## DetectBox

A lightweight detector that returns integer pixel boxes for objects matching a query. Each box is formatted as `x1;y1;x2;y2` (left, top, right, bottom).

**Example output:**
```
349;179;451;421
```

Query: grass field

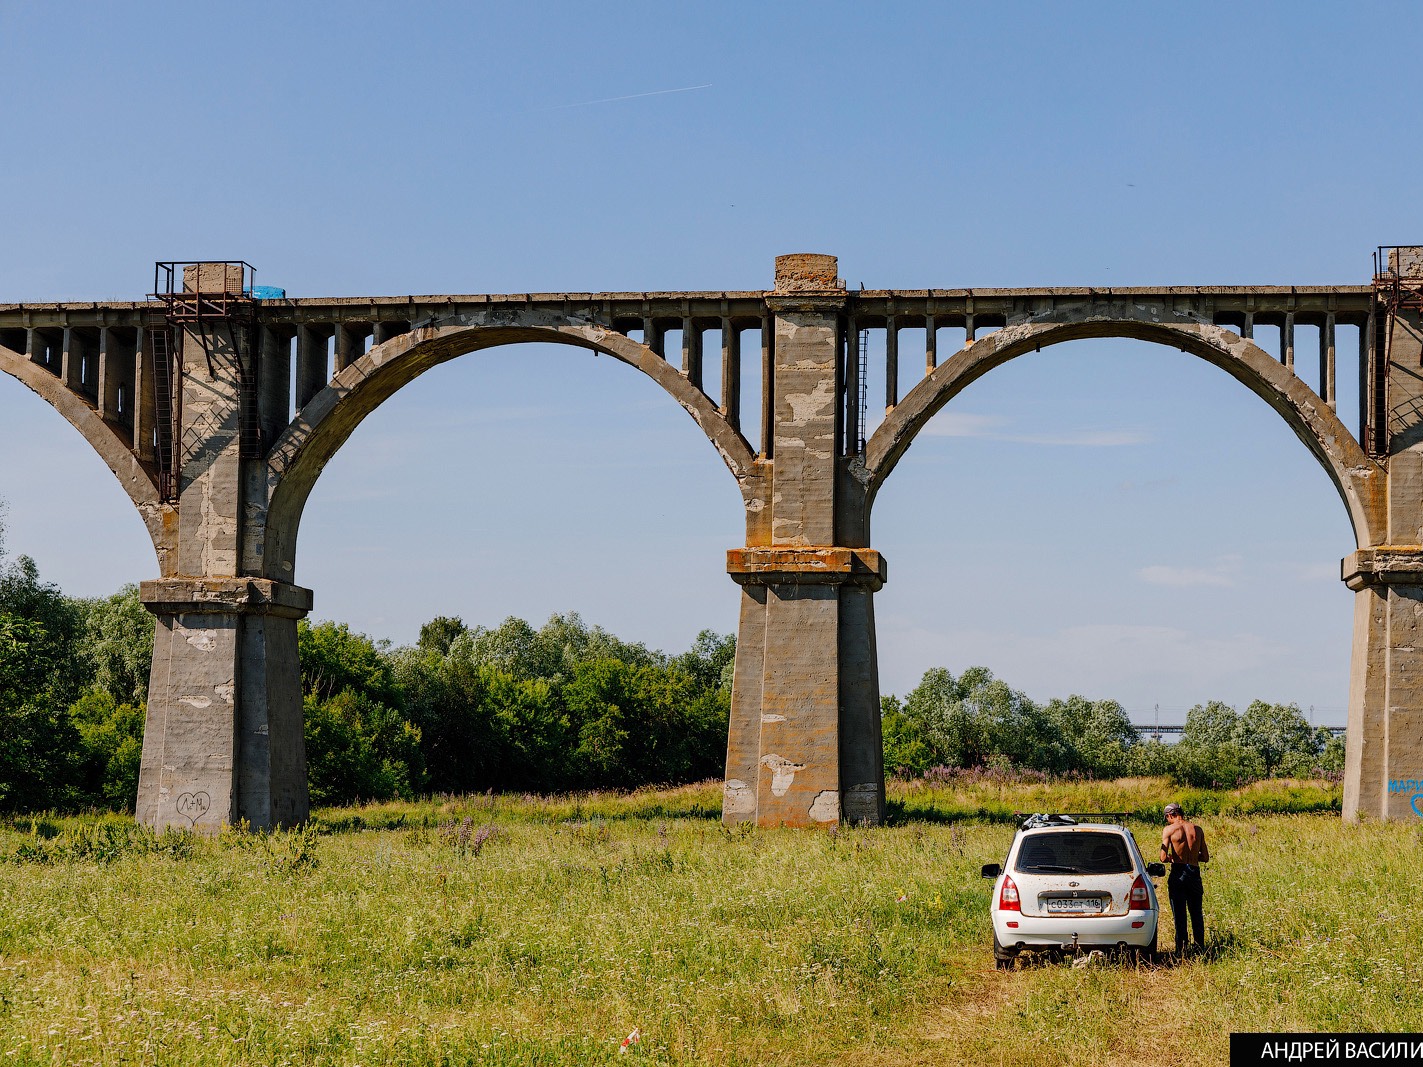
0;777;1418;1066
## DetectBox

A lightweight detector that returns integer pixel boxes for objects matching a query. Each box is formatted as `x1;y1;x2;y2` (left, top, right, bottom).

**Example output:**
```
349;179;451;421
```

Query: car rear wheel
1133;931;1158;963
993;934;1017;969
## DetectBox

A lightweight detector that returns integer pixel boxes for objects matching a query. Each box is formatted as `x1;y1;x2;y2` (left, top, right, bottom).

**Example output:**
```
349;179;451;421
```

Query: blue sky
3;0;1418;723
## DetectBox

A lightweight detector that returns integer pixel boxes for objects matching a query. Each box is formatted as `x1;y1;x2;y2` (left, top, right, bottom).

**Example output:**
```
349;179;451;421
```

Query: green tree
74;584;153;707
899;666;1068;772
881;694;935;776
392;643;532;793
1042;695;1138;778
417;615;467;656
0;532;86;811
1236;700;1319;777
462;613;661;682
1174;701;1263;786
70;689;144;809
670;630;736;694
562;658;725;788
299;620;404;707
303;689;423;806
1315;732;1346;777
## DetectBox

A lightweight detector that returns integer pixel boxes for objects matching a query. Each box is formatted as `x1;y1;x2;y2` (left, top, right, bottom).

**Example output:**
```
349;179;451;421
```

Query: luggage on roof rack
1014;812;1130;830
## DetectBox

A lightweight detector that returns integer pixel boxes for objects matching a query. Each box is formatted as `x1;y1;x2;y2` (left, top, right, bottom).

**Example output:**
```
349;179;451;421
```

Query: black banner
1232;1034;1423;1066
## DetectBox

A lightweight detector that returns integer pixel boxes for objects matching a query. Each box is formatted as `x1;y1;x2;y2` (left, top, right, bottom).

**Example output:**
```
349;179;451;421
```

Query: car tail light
1129;874;1150;910
999;875;1021;912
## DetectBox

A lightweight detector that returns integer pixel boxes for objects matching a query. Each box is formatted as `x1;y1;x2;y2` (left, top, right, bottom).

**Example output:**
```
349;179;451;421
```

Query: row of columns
641;316;772;451
7;325;154;455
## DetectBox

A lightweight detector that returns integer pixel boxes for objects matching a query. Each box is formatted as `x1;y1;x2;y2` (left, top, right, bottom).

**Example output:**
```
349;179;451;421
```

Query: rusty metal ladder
856;329;870;453
147;323;181;502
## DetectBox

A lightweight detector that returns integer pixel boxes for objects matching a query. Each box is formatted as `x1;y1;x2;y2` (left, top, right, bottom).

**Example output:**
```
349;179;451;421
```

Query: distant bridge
1130;724;1348;740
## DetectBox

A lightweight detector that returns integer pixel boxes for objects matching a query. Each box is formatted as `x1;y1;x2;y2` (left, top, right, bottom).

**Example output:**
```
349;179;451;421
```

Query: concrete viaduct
1;252;1420;829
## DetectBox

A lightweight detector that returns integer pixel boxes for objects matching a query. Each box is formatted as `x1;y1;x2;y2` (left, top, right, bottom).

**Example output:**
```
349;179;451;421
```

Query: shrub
303;690;423;806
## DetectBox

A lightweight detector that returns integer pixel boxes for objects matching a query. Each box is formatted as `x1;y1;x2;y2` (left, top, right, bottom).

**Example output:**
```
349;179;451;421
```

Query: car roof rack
1013;812;1131;830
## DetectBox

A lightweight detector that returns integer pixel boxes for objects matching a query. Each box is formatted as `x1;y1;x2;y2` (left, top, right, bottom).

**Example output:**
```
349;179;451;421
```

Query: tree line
0;511;734;810
882;666;1346;787
0;510;1346;812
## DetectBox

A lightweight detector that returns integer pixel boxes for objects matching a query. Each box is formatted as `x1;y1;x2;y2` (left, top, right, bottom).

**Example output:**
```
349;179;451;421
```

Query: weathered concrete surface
718;261;892;826
177;323;243;577
5;254;1422;826
721;585;767;823
133;291;315;833
136;578;312;831
726;547;888;826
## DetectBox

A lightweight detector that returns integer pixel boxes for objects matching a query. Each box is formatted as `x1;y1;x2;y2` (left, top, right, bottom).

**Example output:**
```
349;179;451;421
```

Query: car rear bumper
993;911;1157;951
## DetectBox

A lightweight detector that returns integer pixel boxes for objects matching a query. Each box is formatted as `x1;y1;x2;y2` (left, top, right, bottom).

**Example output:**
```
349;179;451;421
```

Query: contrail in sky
542;84;712;110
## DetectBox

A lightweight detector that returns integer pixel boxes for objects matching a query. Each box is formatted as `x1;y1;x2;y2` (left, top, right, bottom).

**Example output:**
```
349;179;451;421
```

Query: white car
980;813;1165;967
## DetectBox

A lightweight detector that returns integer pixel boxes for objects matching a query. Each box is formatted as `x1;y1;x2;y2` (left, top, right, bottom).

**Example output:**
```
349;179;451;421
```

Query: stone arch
0;343;175;571
260;314;761;581
861;306;1385;550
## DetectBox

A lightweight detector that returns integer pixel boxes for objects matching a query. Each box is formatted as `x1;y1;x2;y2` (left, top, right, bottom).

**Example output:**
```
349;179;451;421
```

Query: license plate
1045;898;1103;914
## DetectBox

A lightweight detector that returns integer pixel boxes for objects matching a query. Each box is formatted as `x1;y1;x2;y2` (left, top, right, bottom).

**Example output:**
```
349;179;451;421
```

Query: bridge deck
0;284;1376;321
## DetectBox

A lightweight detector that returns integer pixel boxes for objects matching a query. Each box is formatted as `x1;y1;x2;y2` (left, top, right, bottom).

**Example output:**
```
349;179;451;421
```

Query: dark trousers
1167;864;1204;951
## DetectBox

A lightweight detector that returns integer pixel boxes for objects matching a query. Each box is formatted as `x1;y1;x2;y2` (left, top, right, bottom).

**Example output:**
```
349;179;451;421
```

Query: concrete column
719;255;888;827
722;584;767;824
1343;576;1387;819
61;327;87;395
721;319;740;430
1283;313;1295;371
137;578;311;831
258;326;292;448
334;324;359;373
177;323;243;577
133;327;156;463
26;328;48;367
1322;313;1336;410
925;315;937;373
845;313;860;455
885;318;898;410
1344;283;1423;822
724;548;887;827
760;316;773;458
839;582;886;824
295;326;329;411
98;327;127;425
1343;551;1423;821
767;286;841;546
1361;316;1373;452
682;318;702;390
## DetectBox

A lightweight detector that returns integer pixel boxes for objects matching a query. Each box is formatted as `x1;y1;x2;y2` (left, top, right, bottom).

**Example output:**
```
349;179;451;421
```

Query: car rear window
1013;831;1132;875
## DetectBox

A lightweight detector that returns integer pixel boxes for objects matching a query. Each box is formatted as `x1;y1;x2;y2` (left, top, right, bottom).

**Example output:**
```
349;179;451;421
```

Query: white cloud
919;412;1147;446
1138;564;1234;588
920;413;1004;438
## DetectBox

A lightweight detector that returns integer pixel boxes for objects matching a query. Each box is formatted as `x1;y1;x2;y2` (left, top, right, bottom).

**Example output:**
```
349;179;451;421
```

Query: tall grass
0;777;1413;1067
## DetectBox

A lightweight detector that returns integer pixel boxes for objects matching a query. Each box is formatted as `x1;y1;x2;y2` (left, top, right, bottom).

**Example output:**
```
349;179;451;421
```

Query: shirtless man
1160;802;1209;955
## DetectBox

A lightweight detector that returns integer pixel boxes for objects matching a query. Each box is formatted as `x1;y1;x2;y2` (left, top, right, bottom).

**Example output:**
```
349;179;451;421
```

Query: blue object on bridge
246;285;287;300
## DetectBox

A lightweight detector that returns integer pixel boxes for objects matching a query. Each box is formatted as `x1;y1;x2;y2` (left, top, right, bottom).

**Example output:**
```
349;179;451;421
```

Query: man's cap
1164;802;1184;816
